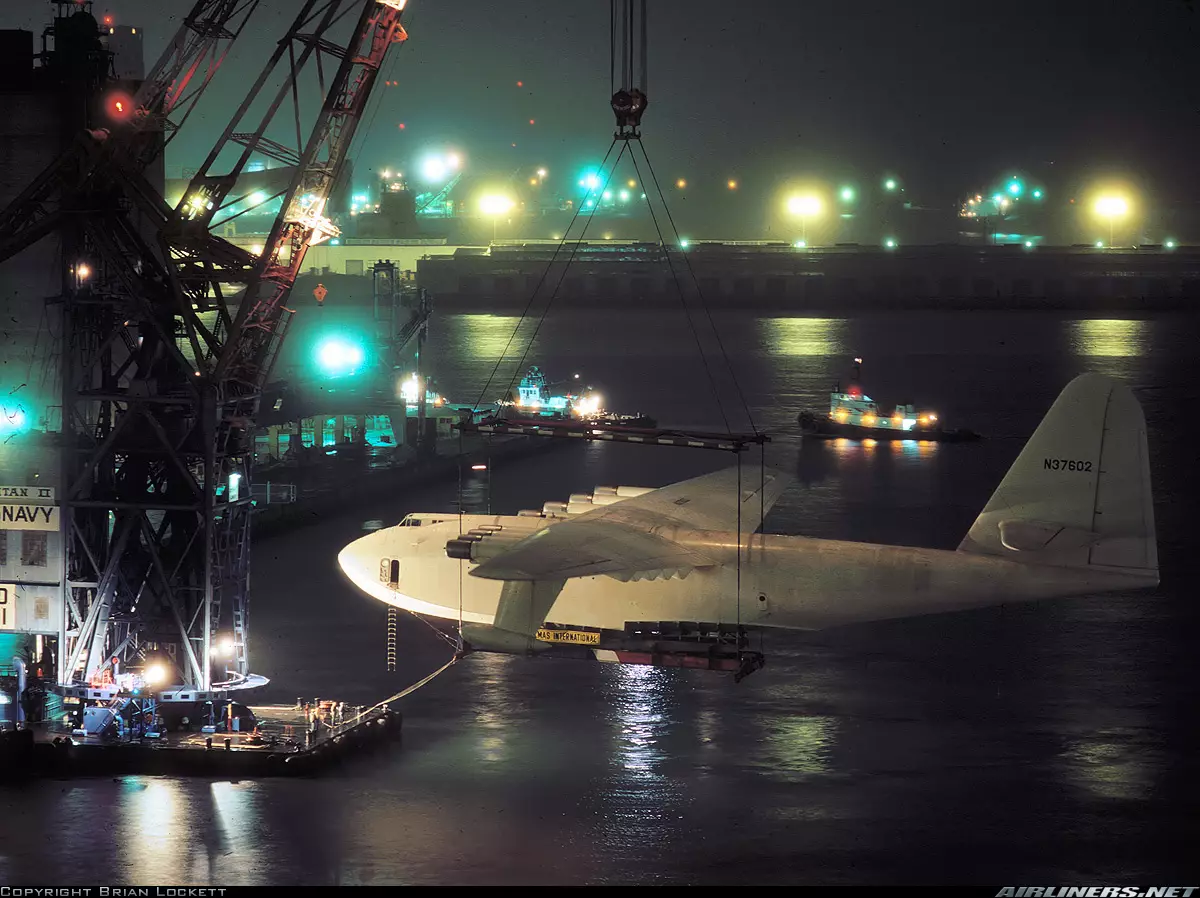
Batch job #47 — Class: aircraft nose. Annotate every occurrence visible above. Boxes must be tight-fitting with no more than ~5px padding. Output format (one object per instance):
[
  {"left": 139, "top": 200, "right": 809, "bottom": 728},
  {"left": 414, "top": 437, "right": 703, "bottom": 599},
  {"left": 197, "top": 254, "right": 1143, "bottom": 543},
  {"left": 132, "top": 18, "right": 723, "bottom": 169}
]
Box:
[{"left": 337, "top": 528, "right": 389, "bottom": 585}]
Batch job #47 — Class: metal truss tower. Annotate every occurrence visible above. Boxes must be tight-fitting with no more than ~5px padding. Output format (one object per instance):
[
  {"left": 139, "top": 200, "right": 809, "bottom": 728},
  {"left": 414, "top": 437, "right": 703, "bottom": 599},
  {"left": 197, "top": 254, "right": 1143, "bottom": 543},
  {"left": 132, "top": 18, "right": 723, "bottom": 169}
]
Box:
[{"left": 0, "top": 0, "right": 409, "bottom": 693}]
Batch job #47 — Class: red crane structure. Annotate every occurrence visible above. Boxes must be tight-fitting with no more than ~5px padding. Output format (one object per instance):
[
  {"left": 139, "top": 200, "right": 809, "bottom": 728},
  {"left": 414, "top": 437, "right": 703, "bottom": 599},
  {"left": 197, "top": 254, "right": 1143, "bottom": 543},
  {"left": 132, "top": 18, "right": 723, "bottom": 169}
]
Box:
[{"left": 0, "top": 0, "right": 409, "bottom": 695}]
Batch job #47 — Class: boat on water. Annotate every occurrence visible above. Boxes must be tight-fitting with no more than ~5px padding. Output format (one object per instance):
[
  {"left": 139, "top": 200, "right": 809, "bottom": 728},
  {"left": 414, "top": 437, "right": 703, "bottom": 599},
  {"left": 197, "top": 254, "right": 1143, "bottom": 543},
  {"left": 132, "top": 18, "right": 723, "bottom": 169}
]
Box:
[
  {"left": 490, "top": 366, "right": 658, "bottom": 428},
  {"left": 797, "top": 358, "right": 981, "bottom": 442}
]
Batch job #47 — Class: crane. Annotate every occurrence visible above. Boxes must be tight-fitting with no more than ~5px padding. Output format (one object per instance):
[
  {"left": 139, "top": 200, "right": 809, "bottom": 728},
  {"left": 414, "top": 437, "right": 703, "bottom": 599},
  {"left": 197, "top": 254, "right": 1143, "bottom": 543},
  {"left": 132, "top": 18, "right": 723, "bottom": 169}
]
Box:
[{"left": 0, "top": 0, "right": 410, "bottom": 696}]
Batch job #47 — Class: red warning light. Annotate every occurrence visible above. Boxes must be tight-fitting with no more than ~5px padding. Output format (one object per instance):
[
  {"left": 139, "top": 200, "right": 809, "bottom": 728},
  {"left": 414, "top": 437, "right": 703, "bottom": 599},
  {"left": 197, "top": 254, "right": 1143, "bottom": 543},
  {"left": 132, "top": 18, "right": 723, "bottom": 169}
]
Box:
[
  {"left": 398, "top": 122, "right": 406, "bottom": 130},
  {"left": 103, "top": 14, "right": 113, "bottom": 25},
  {"left": 106, "top": 91, "right": 133, "bottom": 122},
  {"left": 529, "top": 119, "right": 535, "bottom": 125},
  {"left": 517, "top": 80, "right": 523, "bottom": 87}
]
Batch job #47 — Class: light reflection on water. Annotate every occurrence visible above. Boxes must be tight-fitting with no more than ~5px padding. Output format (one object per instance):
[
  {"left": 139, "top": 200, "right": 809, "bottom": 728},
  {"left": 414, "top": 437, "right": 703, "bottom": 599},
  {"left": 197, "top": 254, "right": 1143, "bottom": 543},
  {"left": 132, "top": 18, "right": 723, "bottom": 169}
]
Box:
[
  {"left": 1060, "top": 731, "right": 1157, "bottom": 802},
  {"left": 760, "top": 317, "right": 848, "bottom": 356},
  {"left": 610, "top": 664, "right": 667, "bottom": 780},
  {"left": 1069, "top": 318, "right": 1151, "bottom": 357},
  {"left": 762, "top": 714, "right": 839, "bottom": 781},
  {"left": 116, "top": 780, "right": 186, "bottom": 881}
]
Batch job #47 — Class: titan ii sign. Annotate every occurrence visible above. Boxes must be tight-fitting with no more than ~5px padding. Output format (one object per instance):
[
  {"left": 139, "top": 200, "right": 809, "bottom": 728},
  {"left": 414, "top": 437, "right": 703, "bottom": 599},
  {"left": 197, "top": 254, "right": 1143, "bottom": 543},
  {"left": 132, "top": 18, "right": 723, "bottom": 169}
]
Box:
[{"left": 0, "top": 484, "right": 58, "bottom": 531}]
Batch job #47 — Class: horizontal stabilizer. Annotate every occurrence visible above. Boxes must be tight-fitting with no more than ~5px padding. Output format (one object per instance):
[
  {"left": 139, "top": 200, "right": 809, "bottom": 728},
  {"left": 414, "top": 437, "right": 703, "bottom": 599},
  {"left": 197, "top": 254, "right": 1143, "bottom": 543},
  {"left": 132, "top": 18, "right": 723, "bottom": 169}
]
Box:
[{"left": 470, "top": 465, "right": 792, "bottom": 582}]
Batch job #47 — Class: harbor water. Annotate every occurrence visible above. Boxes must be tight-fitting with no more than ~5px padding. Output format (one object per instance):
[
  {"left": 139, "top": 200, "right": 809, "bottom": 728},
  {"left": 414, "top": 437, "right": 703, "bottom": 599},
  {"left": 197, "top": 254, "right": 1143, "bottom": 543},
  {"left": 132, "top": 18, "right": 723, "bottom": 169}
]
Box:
[{"left": 1, "top": 309, "right": 1196, "bottom": 886}]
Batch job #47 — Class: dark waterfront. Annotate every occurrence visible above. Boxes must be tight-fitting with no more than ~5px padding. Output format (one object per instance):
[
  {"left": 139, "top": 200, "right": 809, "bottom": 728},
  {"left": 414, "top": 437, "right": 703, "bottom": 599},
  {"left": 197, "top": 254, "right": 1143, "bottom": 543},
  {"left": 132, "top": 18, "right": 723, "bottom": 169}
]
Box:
[{"left": 3, "top": 310, "right": 1197, "bottom": 886}]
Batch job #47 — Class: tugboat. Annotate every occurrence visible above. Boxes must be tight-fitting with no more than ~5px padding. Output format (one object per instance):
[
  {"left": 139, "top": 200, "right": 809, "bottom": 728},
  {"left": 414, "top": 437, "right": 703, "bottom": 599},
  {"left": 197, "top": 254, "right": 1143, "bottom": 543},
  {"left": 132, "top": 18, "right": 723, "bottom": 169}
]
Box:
[
  {"left": 495, "top": 366, "right": 657, "bottom": 428},
  {"left": 797, "top": 358, "right": 980, "bottom": 442}
]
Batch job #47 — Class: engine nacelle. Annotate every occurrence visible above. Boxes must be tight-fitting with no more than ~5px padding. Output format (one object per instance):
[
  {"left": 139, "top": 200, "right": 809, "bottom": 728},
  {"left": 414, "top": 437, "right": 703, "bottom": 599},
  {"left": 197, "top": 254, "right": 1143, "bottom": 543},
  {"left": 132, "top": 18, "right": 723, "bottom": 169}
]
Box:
[{"left": 444, "top": 523, "right": 538, "bottom": 563}]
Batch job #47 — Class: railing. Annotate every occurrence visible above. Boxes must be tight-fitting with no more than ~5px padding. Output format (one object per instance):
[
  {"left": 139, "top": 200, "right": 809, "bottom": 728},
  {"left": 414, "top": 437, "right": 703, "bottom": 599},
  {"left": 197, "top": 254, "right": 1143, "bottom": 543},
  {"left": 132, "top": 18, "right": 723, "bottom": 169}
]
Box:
[{"left": 250, "top": 482, "right": 297, "bottom": 506}]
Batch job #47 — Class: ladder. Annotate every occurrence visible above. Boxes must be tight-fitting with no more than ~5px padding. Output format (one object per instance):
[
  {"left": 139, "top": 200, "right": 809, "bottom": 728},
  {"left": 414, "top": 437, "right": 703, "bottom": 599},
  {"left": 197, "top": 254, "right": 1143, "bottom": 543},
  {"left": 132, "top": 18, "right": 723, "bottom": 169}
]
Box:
[{"left": 386, "top": 606, "right": 397, "bottom": 672}]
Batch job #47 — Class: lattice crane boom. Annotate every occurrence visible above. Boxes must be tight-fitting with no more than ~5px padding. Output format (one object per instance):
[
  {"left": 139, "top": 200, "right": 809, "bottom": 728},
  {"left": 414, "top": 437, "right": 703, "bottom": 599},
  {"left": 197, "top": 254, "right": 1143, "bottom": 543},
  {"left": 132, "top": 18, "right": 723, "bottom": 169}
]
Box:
[{"left": 0, "top": 0, "right": 414, "bottom": 695}]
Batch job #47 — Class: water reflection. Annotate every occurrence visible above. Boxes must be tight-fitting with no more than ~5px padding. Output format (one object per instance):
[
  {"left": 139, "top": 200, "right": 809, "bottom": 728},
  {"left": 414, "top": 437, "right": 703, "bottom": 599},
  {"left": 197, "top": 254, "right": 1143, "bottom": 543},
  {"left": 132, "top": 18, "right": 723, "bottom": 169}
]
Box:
[
  {"left": 1069, "top": 319, "right": 1150, "bottom": 357},
  {"left": 761, "top": 317, "right": 847, "bottom": 356},
  {"left": 208, "top": 781, "right": 266, "bottom": 875},
  {"left": 465, "top": 653, "right": 514, "bottom": 765},
  {"left": 1060, "top": 731, "right": 1157, "bottom": 801},
  {"left": 116, "top": 779, "right": 186, "bottom": 881},
  {"left": 762, "top": 714, "right": 839, "bottom": 783},
  {"left": 610, "top": 664, "right": 668, "bottom": 780},
  {"left": 455, "top": 314, "right": 529, "bottom": 360},
  {"left": 590, "top": 663, "right": 685, "bottom": 871}
]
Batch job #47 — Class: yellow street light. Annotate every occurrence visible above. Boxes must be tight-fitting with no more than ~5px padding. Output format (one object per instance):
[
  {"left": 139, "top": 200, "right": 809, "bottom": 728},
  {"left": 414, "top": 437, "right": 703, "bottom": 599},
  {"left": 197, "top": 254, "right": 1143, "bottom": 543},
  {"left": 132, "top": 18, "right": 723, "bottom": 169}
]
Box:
[
  {"left": 1094, "top": 195, "right": 1129, "bottom": 247},
  {"left": 480, "top": 194, "right": 515, "bottom": 242},
  {"left": 786, "top": 194, "right": 823, "bottom": 244}
]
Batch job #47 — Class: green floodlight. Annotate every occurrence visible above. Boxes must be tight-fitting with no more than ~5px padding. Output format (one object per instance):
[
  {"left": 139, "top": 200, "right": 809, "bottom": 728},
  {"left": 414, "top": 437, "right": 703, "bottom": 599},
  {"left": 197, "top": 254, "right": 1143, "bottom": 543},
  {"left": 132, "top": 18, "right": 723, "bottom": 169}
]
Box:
[{"left": 315, "top": 337, "right": 366, "bottom": 378}]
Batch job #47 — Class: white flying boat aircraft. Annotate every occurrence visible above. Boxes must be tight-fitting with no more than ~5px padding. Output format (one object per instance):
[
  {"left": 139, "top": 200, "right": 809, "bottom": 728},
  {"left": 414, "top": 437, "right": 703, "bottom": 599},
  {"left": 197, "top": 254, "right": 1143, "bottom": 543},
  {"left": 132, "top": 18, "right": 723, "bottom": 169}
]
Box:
[{"left": 338, "top": 374, "right": 1157, "bottom": 678}]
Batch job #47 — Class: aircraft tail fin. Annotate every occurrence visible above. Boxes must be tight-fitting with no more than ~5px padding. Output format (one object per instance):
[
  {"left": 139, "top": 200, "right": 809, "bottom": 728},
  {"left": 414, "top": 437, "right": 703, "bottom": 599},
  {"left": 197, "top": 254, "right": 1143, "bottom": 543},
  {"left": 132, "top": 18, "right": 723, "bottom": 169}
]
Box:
[{"left": 958, "top": 373, "right": 1157, "bottom": 580}]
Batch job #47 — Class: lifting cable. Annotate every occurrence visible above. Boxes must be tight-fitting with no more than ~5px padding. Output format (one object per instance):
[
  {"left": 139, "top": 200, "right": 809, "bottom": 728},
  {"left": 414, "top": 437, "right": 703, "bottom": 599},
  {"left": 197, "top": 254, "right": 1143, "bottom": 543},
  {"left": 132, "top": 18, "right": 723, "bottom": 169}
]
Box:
[
  {"left": 607, "top": 0, "right": 764, "bottom": 654},
  {"left": 469, "top": 136, "right": 626, "bottom": 418}
]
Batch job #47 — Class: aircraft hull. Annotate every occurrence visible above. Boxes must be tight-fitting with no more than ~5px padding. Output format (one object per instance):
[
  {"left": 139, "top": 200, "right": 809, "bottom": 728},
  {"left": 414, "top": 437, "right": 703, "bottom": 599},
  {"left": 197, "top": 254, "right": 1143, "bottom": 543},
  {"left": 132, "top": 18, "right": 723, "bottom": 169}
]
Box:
[{"left": 339, "top": 518, "right": 1156, "bottom": 635}]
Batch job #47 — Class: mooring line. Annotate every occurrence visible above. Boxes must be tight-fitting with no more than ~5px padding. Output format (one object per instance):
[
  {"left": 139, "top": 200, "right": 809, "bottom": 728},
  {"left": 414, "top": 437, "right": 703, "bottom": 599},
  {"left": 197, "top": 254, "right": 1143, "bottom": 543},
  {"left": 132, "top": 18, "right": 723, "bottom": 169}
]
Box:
[{"left": 343, "top": 653, "right": 462, "bottom": 728}]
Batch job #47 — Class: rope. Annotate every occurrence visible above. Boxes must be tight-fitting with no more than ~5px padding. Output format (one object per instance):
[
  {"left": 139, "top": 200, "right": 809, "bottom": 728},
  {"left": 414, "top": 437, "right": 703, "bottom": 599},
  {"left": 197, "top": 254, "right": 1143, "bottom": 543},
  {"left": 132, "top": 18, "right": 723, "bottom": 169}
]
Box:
[
  {"left": 627, "top": 147, "right": 731, "bottom": 436},
  {"left": 343, "top": 652, "right": 460, "bottom": 728},
  {"left": 633, "top": 140, "right": 759, "bottom": 437},
  {"left": 470, "top": 137, "right": 622, "bottom": 415}
]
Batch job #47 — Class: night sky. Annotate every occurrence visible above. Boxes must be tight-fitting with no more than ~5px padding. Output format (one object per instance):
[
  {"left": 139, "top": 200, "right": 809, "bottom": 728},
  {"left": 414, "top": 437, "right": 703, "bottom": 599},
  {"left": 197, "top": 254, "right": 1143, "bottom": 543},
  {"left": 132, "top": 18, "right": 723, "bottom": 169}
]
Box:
[{"left": 4, "top": 0, "right": 1200, "bottom": 204}]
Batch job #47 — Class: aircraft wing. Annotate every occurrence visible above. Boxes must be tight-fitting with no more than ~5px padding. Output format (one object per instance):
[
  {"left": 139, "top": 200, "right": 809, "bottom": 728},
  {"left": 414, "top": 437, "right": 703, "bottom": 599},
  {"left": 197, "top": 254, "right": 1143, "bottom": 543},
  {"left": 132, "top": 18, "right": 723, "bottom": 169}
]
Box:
[{"left": 470, "top": 465, "right": 792, "bottom": 582}]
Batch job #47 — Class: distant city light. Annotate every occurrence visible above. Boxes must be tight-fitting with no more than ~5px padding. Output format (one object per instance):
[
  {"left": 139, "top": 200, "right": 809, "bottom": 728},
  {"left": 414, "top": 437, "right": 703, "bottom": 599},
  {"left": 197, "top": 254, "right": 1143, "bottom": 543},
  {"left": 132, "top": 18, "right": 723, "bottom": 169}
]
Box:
[
  {"left": 249, "top": 191, "right": 267, "bottom": 206},
  {"left": 1008, "top": 180, "right": 1023, "bottom": 196},
  {"left": 679, "top": 238, "right": 689, "bottom": 248},
  {"left": 579, "top": 172, "right": 601, "bottom": 190},
  {"left": 727, "top": 179, "right": 738, "bottom": 190},
  {"left": 1095, "top": 196, "right": 1129, "bottom": 218},
  {"left": 1095, "top": 240, "right": 1105, "bottom": 248},
  {"left": 840, "top": 186, "right": 855, "bottom": 202},
  {"left": 422, "top": 156, "right": 448, "bottom": 182},
  {"left": 676, "top": 178, "right": 687, "bottom": 189},
  {"left": 602, "top": 190, "right": 612, "bottom": 200},
  {"left": 884, "top": 238, "right": 897, "bottom": 248},
  {"left": 250, "top": 244, "right": 264, "bottom": 255},
  {"left": 1032, "top": 189, "right": 1043, "bottom": 199},
  {"left": 1024, "top": 240, "right": 1034, "bottom": 248},
  {"left": 884, "top": 178, "right": 898, "bottom": 191},
  {"left": 536, "top": 168, "right": 547, "bottom": 178},
  {"left": 479, "top": 194, "right": 515, "bottom": 216},
  {"left": 1165, "top": 239, "right": 1177, "bottom": 249},
  {"left": 794, "top": 240, "right": 807, "bottom": 248},
  {"left": 786, "top": 194, "right": 822, "bottom": 217},
  {"left": 627, "top": 179, "right": 637, "bottom": 189},
  {"left": 618, "top": 190, "right": 630, "bottom": 201}
]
